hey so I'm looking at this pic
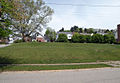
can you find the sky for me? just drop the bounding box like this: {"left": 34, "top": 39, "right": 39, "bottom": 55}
{"left": 43, "top": 0, "right": 120, "bottom": 31}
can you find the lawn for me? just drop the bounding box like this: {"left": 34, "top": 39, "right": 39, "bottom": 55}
{"left": 0, "top": 42, "right": 120, "bottom": 64}
{"left": 0, "top": 64, "right": 112, "bottom": 72}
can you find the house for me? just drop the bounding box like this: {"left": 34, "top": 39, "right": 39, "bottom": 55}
{"left": 31, "top": 32, "right": 46, "bottom": 42}
{"left": 56, "top": 32, "right": 73, "bottom": 40}
{"left": 0, "top": 37, "right": 9, "bottom": 44}
{"left": 36, "top": 35, "right": 46, "bottom": 42}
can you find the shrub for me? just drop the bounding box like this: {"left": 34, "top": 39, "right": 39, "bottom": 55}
{"left": 71, "top": 33, "right": 80, "bottom": 43}
{"left": 14, "top": 39, "right": 23, "bottom": 43}
{"left": 109, "top": 35, "right": 116, "bottom": 44}
{"left": 85, "top": 35, "right": 92, "bottom": 43}
{"left": 57, "top": 34, "right": 68, "bottom": 42}
{"left": 79, "top": 35, "right": 86, "bottom": 43}
{"left": 103, "top": 34, "right": 110, "bottom": 43}
{"left": 91, "top": 34, "right": 104, "bottom": 43}
{"left": 103, "top": 34, "right": 116, "bottom": 44}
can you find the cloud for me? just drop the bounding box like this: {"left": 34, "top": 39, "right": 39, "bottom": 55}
{"left": 45, "top": 0, "right": 120, "bottom": 31}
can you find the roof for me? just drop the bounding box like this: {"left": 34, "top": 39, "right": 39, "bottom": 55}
{"left": 57, "top": 32, "right": 73, "bottom": 35}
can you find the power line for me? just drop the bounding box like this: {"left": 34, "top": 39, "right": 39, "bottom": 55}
{"left": 54, "top": 14, "right": 120, "bottom": 18}
{"left": 46, "top": 3, "right": 120, "bottom": 7}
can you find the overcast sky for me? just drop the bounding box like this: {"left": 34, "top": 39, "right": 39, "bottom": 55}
{"left": 44, "top": 0, "right": 120, "bottom": 31}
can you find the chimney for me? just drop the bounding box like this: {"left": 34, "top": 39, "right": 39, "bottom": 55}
{"left": 117, "top": 24, "right": 120, "bottom": 42}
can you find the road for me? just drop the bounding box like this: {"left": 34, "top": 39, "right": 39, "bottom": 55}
{"left": 0, "top": 68, "right": 120, "bottom": 83}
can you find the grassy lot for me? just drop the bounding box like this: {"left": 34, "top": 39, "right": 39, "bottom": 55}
{"left": 0, "top": 42, "right": 120, "bottom": 64}
{"left": 0, "top": 64, "right": 112, "bottom": 72}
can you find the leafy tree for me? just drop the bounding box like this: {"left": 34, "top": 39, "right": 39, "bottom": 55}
{"left": 85, "top": 35, "right": 92, "bottom": 43}
{"left": 91, "top": 34, "right": 104, "bottom": 43}
{"left": 87, "top": 28, "right": 94, "bottom": 33}
{"left": 0, "top": 0, "right": 17, "bottom": 40}
{"left": 57, "top": 34, "right": 68, "bottom": 42}
{"left": 0, "top": 0, "right": 24, "bottom": 22}
{"left": 71, "top": 33, "right": 80, "bottom": 43}
{"left": 45, "top": 27, "right": 56, "bottom": 42}
{"left": 59, "top": 28, "right": 64, "bottom": 32}
{"left": 0, "top": 28, "right": 12, "bottom": 38}
{"left": 79, "top": 35, "right": 85, "bottom": 43}
{"left": 70, "top": 26, "right": 79, "bottom": 32}
{"left": 84, "top": 28, "right": 87, "bottom": 33}
{"left": 12, "top": 0, "right": 54, "bottom": 42}
{"left": 105, "top": 29, "right": 110, "bottom": 33}
{"left": 79, "top": 28, "right": 83, "bottom": 33}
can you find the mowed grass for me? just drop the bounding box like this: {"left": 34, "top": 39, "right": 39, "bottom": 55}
{"left": 0, "top": 42, "right": 120, "bottom": 64}
{"left": 0, "top": 64, "right": 112, "bottom": 72}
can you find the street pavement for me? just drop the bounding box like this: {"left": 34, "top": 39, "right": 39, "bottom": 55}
{"left": 0, "top": 68, "right": 120, "bottom": 83}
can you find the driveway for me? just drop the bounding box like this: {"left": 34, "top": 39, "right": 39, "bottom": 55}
{"left": 0, "top": 68, "right": 120, "bottom": 83}
{"left": 0, "top": 44, "right": 10, "bottom": 48}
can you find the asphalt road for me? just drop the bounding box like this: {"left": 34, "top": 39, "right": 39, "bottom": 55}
{"left": 0, "top": 68, "right": 120, "bottom": 83}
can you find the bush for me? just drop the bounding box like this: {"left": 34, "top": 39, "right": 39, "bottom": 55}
{"left": 79, "top": 35, "right": 86, "bottom": 43}
{"left": 57, "top": 34, "right": 68, "bottom": 42}
{"left": 103, "top": 34, "right": 116, "bottom": 44}
{"left": 71, "top": 33, "right": 79, "bottom": 43}
{"left": 103, "top": 34, "right": 110, "bottom": 43}
{"left": 91, "top": 34, "right": 104, "bottom": 43}
{"left": 14, "top": 39, "right": 23, "bottom": 43}
{"left": 85, "top": 35, "right": 92, "bottom": 43}
{"left": 109, "top": 35, "right": 116, "bottom": 44}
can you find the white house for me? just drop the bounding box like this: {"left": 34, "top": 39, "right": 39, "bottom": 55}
{"left": 56, "top": 32, "right": 73, "bottom": 40}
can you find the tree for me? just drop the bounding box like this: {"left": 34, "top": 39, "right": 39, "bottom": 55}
{"left": 79, "top": 28, "right": 83, "bottom": 33}
{"left": 45, "top": 27, "right": 56, "bottom": 42}
{"left": 87, "top": 28, "right": 94, "bottom": 33}
{"left": 0, "top": 0, "right": 24, "bottom": 22}
{"left": 12, "top": 0, "right": 54, "bottom": 42}
{"left": 57, "top": 34, "right": 68, "bottom": 42}
{"left": 59, "top": 27, "right": 64, "bottom": 32}
{"left": 71, "top": 33, "right": 80, "bottom": 43}
{"left": 105, "top": 29, "right": 110, "bottom": 33}
{"left": 84, "top": 28, "right": 87, "bottom": 33}
{"left": 0, "top": 0, "right": 18, "bottom": 41}
{"left": 0, "top": 28, "right": 12, "bottom": 39}
{"left": 0, "top": 0, "right": 30, "bottom": 42}
{"left": 70, "top": 26, "right": 79, "bottom": 32}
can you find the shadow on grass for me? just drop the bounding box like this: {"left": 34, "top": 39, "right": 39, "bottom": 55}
{"left": 0, "top": 56, "right": 17, "bottom": 72}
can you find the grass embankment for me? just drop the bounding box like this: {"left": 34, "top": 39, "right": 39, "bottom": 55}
{"left": 0, "top": 64, "right": 112, "bottom": 72}
{"left": 0, "top": 42, "right": 120, "bottom": 64}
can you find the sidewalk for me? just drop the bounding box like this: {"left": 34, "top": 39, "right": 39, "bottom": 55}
{"left": 0, "top": 61, "right": 120, "bottom": 67}
{"left": 0, "top": 44, "right": 10, "bottom": 48}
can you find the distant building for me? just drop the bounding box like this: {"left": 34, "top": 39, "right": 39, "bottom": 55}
{"left": 0, "top": 38, "right": 9, "bottom": 44}
{"left": 36, "top": 35, "right": 46, "bottom": 42}
{"left": 117, "top": 24, "right": 120, "bottom": 42}
{"left": 56, "top": 32, "right": 94, "bottom": 40}
{"left": 56, "top": 32, "right": 73, "bottom": 40}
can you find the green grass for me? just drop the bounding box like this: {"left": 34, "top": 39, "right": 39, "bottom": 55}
{"left": 0, "top": 42, "right": 120, "bottom": 64}
{"left": 0, "top": 64, "right": 112, "bottom": 72}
